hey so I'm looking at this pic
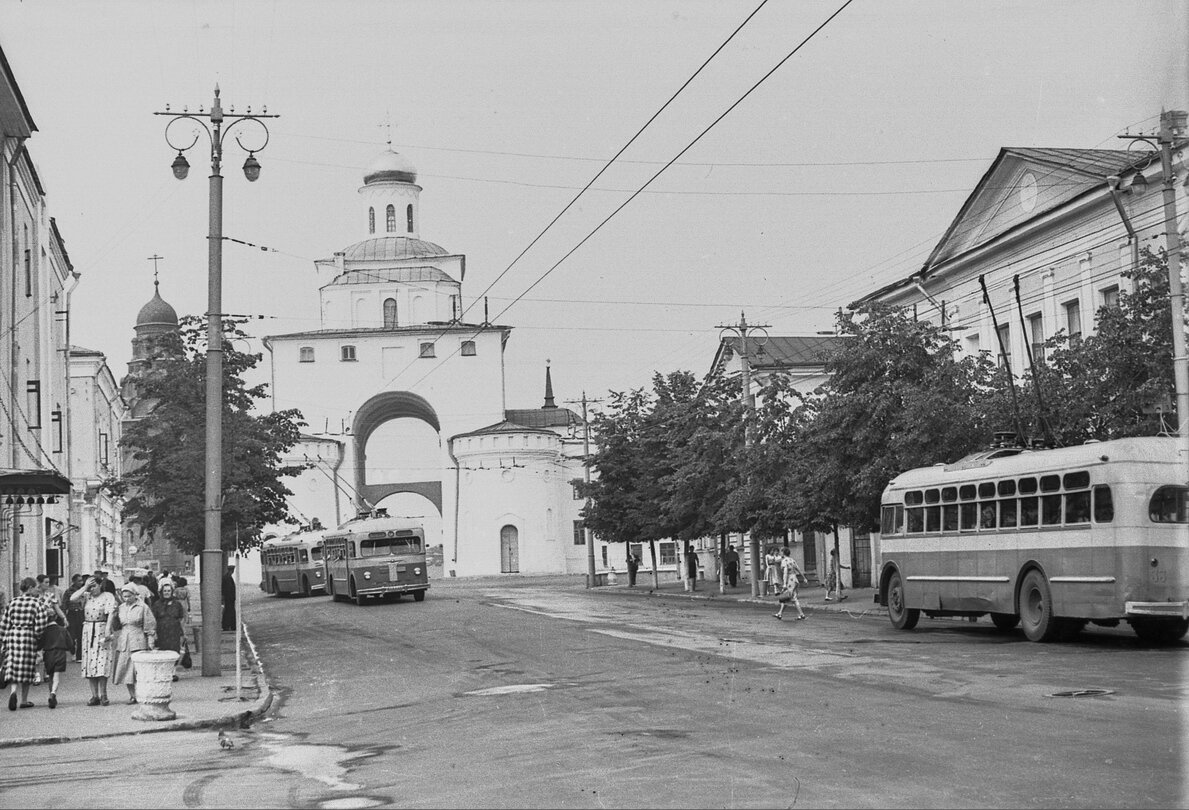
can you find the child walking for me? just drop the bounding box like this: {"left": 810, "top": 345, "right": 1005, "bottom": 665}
{"left": 774, "top": 547, "right": 808, "bottom": 621}
{"left": 40, "top": 617, "right": 73, "bottom": 709}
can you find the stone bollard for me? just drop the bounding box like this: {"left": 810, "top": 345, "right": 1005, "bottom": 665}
{"left": 131, "top": 650, "right": 181, "bottom": 721}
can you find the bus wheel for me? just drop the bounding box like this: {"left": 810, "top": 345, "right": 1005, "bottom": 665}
{"left": 300, "top": 576, "right": 310, "bottom": 597}
{"left": 1131, "top": 617, "right": 1189, "bottom": 644}
{"left": 887, "top": 570, "right": 919, "bottom": 630}
{"left": 1018, "top": 570, "right": 1060, "bottom": 642}
{"left": 990, "top": 612, "right": 1019, "bottom": 631}
{"left": 413, "top": 590, "right": 426, "bottom": 602}
{"left": 272, "top": 577, "right": 286, "bottom": 597}
{"left": 327, "top": 579, "right": 340, "bottom": 602}
{"left": 351, "top": 580, "right": 366, "bottom": 606}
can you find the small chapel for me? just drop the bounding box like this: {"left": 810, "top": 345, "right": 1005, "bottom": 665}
{"left": 263, "top": 145, "right": 593, "bottom": 577}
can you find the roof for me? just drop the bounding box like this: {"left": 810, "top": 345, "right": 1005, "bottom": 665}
{"left": 265, "top": 322, "right": 510, "bottom": 341}
{"left": 504, "top": 407, "right": 583, "bottom": 429}
{"left": 326, "top": 266, "right": 457, "bottom": 287}
{"left": 452, "top": 419, "right": 559, "bottom": 440}
{"left": 0, "top": 44, "right": 36, "bottom": 138}
{"left": 0, "top": 469, "right": 70, "bottom": 496}
{"left": 335, "top": 236, "right": 448, "bottom": 262}
{"left": 362, "top": 148, "right": 417, "bottom": 185}
{"left": 711, "top": 335, "right": 852, "bottom": 378}
{"left": 136, "top": 283, "right": 178, "bottom": 327}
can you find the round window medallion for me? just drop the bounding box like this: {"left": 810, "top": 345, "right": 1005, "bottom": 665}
{"left": 1018, "top": 172, "right": 1038, "bottom": 213}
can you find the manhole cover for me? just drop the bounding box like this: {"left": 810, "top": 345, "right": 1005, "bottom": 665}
{"left": 1046, "top": 688, "right": 1115, "bottom": 698}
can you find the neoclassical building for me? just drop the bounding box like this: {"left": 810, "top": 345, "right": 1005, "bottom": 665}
{"left": 264, "top": 147, "right": 590, "bottom": 577}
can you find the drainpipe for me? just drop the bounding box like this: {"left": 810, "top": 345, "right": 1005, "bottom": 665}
{"left": 330, "top": 438, "right": 344, "bottom": 527}
{"left": 912, "top": 278, "right": 947, "bottom": 326}
{"left": 62, "top": 269, "right": 80, "bottom": 575}
{"left": 8, "top": 138, "right": 27, "bottom": 591}
{"left": 447, "top": 436, "right": 461, "bottom": 575}
{"left": 1106, "top": 175, "right": 1141, "bottom": 289}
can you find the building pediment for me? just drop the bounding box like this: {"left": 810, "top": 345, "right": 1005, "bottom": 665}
{"left": 923, "top": 147, "right": 1157, "bottom": 270}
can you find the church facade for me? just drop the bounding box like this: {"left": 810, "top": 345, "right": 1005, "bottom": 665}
{"left": 264, "top": 147, "right": 592, "bottom": 577}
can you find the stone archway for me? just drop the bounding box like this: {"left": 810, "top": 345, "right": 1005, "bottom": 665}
{"left": 352, "top": 391, "right": 443, "bottom": 514}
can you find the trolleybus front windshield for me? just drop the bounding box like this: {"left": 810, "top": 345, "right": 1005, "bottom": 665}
{"left": 360, "top": 535, "right": 422, "bottom": 556}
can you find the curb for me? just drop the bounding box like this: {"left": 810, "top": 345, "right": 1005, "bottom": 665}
{"left": 0, "top": 624, "right": 273, "bottom": 749}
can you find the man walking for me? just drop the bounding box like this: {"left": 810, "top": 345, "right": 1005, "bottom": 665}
{"left": 684, "top": 545, "right": 700, "bottom": 592}
{"left": 723, "top": 545, "right": 740, "bottom": 588}
{"left": 221, "top": 565, "right": 237, "bottom": 631}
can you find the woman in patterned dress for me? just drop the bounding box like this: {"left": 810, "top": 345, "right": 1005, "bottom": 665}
{"left": 107, "top": 584, "right": 157, "bottom": 704}
{"left": 0, "top": 577, "right": 51, "bottom": 710}
{"left": 70, "top": 576, "right": 117, "bottom": 706}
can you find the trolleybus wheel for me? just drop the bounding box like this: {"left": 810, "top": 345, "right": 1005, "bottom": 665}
{"left": 301, "top": 576, "right": 310, "bottom": 597}
{"left": 272, "top": 577, "right": 286, "bottom": 597}
{"left": 990, "top": 612, "right": 1019, "bottom": 631}
{"left": 1130, "top": 617, "right": 1189, "bottom": 644}
{"left": 327, "top": 578, "right": 340, "bottom": 602}
{"left": 351, "top": 579, "right": 366, "bottom": 606}
{"left": 1018, "top": 570, "right": 1060, "bottom": 642}
{"left": 886, "top": 570, "right": 919, "bottom": 630}
{"left": 413, "top": 589, "right": 426, "bottom": 602}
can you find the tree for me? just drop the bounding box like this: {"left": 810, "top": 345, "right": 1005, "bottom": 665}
{"left": 108, "top": 316, "right": 307, "bottom": 556}
{"left": 1026, "top": 248, "right": 1176, "bottom": 442}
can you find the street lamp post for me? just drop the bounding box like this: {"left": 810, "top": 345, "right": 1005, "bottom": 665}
{"left": 717, "top": 312, "right": 769, "bottom": 598}
{"left": 156, "top": 87, "right": 276, "bottom": 677}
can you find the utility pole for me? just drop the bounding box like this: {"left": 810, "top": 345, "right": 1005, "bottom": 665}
{"left": 567, "top": 392, "right": 602, "bottom": 588}
{"left": 717, "top": 312, "right": 769, "bottom": 598}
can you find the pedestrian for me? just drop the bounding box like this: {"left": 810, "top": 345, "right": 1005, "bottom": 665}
{"left": 222, "top": 565, "right": 238, "bottom": 631}
{"left": 71, "top": 576, "right": 116, "bottom": 706}
{"left": 626, "top": 552, "right": 640, "bottom": 587}
{"left": 764, "top": 547, "right": 781, "bottom": 597}
{"left": 683, "top": 545, "right": 700, "bottom": 592}
{"left": 824, "top": 548, "right": 850, "bottom": 602}
{"left": 130, "top": 575, "right": 152, "bottom": 603}
{"left": 36, "top": 574, "right": 66, "bottom": 625}
{"left": 0, "top": 577, "right": 52, "bottom": 710}
{"left": 175, "top": 576, "right": 192, "bottom": 625}
{"left": 107, "top": 583, "right": 158, "bottom": 704}
{"left": 39, "top": 615, "right": 73, "bottom": 709}
{"left": 151, "top": 581, "right": 186, "bottom": 682}
{"left": 143, "top": 570, "right": 160, "bottom": 601}
{"left": 773, "top": 547, "right": 807, "bottom": 621}
{"left": 62, "top": 574, "right": 86, "bottom": 662}
{"left": 723, "top": 545, "right": 741, "bottom": 588}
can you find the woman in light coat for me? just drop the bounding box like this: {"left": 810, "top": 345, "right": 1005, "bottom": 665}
{"left": 106, "top": 584, "right": 157, "bottom": 704}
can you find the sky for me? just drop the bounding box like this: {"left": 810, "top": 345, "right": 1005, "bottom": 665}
{"left": 0, "top": 0, "right": 1185, "bottom": 414}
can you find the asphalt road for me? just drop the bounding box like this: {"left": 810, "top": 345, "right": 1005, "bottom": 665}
{"left": 0, "top": 577, "right": 1183, "bottom": 809}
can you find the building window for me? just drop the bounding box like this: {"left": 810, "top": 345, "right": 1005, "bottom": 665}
{"left": 383, "top": 298, "right": 397, "bottom": 328}
{"left": 572, "top": 483, "right": 582, "bottom": 500}
{"left": 368, "top": 207, "right": 375, "bottom": 234}
{"left": 299, "top": 346, "right": 315, "bottom": 363}
{"left": 1101, "top": 285, "right": 1120, "bottom": 309}
{"left": 419, "top": 342, "right": 435, "bottom": 358}
{"left": 1064, "top": 299, "right": 1082, "bottom": 340}
{"left": 461, "top": 340, "right": 476, "bottom": 356}
{"left": 996, "top": 325, "right": 1011, "bottom": 370}
{"left": 386, "top": 204, "right": 396, "bottom": 233}
{"left": 24, "top": 248, "right": 31, "bottom": 298}
{"left": 1027, "top": 313, "right": 1045, "bottom": 364}
{"left": 573, "top": 521, "right": 584, "bottom": 545}
{"left": 341, "top": 345, "right": 357, "bottom": 362}
{"left": 99, "top": 432, "right": 109, "bottom": 466}
{"left": 406, "top": 203, "right": 414, "bottom": 234}
{"left": 658, "top": 541, "right": 677, "bottom": 566}
{"left": 25, "top": 380, "right": 40, "bottom": 428}
{"left": 51, "top": 409, "right": 62, "bottom": 453}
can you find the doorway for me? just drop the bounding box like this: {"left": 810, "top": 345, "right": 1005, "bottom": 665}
{"left": 500, "top": 525, "right": 520, "bottom": 573}
{"left": 850, "top": 531, "right": 872, "bottom": 588}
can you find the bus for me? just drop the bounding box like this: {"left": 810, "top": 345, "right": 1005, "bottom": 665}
{"left": 876, "top": 436, "right": 1188, "bottom": 643}
{"left": 260, "top": 526, "right": 330, "bottom": 597}
{"left": 323, "top": 509, "right": 429, "bottom": 605}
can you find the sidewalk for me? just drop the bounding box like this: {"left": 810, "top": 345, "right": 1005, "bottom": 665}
{"left": 0, "top": 616, "right": 271, "bottom": 749}
{"left": 594, "top": 571, "right": 882, "bottom": 619}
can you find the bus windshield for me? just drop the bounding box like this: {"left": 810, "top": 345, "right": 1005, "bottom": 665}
{"left": 360, "top": 535, "right": 422, "bottom": 556}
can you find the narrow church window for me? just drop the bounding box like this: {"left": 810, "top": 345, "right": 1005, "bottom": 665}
{"left": 419, "top": 342, "right": 435, "bottom": 358}
{"left": 341, "top": 345, "right": 357, "bottom": 362}
{"left": 461, "top": 340, "right": 476, "bottom": 356}
{"left": 406, "top": 203, "right": 414, "bottom": 233}
{"left": 386, "top": 204, "right": 396, "bottom": 233}
{"left": 299, "top": 346, "right": 315, "bottom": 363}
{"left": 368, "top": 207, "right": 375, "bottom": 234}
{"left": 383, "top": 298, "right": 397, "bottom": 328}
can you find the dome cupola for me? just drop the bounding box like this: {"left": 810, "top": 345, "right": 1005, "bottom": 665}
{"left": 363, "top": 148, "right": 417, "bottom": 185}
{"left": 135, "top": 281, "right": 178, "bottom": 330}
{"left": 359, "top": 145, "right": 423, "bottom": 241}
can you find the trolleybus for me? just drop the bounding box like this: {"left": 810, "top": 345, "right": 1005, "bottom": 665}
{"left": 323, "top": 509, "right": 429, "bottom": 605}
{"left": 876, "top": 436, "right": 1188, "bottom": 643}
{"left": 260, "top": 526, "right": 329, "bottom": 597}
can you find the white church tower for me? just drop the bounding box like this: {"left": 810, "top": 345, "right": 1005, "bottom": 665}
{"left": 264, "top": 145, "right": 591, "bottom": 578}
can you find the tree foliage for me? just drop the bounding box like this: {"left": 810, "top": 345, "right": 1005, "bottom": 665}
{"left": 108, "top": 317, "right": 307, "bottom": 556}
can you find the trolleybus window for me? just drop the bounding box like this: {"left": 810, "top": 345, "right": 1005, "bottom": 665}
{"left": 1093, "top": 485, "right": 1114, "bottom": 522}
{"left": 360, "top": 534, "right": 422, "bottom": 556}
{"left": 1149, "top": 486, "right": 1188, "bottom": 522}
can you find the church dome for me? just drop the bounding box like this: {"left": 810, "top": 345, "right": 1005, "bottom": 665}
{"left": 136, "top": 283, "right": 178, "bottom": 328}
{"left": 341, "top": 235, "right": 448, "bottom": 261}
{"left": 363, "top": 149, "right": 417, "bottom": 185}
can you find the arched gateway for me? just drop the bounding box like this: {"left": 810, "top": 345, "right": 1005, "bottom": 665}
{"left": 352, "top": 391, "right": 443, "bottom": 514}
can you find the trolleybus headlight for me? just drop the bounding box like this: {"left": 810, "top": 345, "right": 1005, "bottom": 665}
{"left": 316, "top": 570, "right": 322, "bottom": 577}
{"left": 363, "top": 571, "right": 372, "bottom": 580}
{"left": 414, "top": 567, "right": 421, "bottom": 575}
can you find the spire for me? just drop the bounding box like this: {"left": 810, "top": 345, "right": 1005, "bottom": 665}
{"left": 543, "top": 360, "right": 557, "bottom": 409}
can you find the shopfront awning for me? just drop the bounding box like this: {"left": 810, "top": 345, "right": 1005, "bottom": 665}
{"left": 0, "top": 468, "right": 71, "bottom": 503}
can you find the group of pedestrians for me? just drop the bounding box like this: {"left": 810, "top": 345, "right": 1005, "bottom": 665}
{"left": 0, "top": 568, "right": 193, "bottom": 711}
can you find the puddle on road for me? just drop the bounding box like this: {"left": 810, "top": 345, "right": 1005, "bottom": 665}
{"left": 464, "top": 683, "right": 554, "bottom": 696}
{"left": 256, "top": 732, "right": 383, "bottom": 792}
